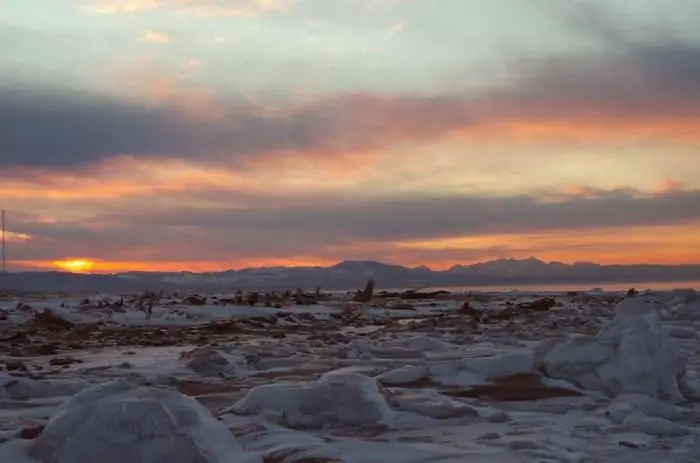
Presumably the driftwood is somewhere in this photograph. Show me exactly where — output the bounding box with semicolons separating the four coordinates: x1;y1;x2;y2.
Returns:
184;295;207;306
33;309;74;330
352;278;375;303
134;289;163;319
516;297;556;312
295;294;318;305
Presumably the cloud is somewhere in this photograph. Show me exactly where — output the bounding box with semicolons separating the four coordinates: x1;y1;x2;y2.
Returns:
87;0;292;16
387;22;404;35
6;187;700;267
139;29;170;43
2;21;700;169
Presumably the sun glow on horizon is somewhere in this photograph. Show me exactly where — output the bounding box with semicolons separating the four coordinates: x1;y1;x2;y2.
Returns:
53;259;97;273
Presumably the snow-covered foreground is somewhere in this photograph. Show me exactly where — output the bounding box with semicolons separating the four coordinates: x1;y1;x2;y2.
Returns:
2;287;700;462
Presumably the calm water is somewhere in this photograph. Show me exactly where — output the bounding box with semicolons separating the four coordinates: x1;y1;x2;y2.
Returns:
385;280;700;294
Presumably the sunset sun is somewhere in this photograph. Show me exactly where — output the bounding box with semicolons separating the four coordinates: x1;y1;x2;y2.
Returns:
53;259;97;273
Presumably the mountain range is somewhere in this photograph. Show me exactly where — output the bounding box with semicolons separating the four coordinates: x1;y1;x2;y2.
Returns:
0;258;699;293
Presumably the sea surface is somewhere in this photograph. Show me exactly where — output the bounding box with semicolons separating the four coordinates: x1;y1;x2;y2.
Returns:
384;280;700;293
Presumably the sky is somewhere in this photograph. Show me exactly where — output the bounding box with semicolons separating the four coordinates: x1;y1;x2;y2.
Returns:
1;0;700;273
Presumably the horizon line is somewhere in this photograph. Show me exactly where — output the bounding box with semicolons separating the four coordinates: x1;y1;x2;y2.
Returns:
3;256;700;276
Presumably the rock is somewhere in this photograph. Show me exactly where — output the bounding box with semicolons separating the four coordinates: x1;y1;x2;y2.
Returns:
180;345;249;377
535;298;688;402
28;379;245;463
228;371;394;429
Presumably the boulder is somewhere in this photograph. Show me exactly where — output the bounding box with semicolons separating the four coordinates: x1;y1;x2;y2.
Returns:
535;298;688;402
28;379;246;463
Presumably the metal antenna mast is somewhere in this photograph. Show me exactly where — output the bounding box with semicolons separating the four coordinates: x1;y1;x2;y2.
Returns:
1;209;6;274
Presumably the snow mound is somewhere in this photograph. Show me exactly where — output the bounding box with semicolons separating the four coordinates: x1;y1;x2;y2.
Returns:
0;374;87;400
377;365;429;386
235;424;352;463
181;344;250;377
674;299;700;320
606;394;685;423
428;352;534;387
228;371;394;429
390;389;478;419
27;379;246;463
377;352;534;388
535;298;688;402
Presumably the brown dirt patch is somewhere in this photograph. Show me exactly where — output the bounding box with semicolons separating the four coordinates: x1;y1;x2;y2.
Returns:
440;373;584;402
177;380;241;396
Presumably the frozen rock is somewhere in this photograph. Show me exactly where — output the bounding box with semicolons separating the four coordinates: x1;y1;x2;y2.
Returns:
181;345;249;377
390;389;478;419
228;371;394;429
535;298;688;402
27;379;246;463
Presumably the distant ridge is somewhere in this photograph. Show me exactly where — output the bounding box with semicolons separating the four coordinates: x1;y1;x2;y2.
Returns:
0;258;699;292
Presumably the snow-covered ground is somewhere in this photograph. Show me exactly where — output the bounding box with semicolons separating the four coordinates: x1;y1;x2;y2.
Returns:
1;287;700;462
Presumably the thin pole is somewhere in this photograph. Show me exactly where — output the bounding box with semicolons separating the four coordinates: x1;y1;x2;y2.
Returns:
1;209;6;274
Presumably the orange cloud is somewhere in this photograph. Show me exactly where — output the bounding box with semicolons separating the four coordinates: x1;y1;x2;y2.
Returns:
11;220;700;273
0;151;381;206
556;182;683;200
109;62;228;121
2;231;33;243
392;221;700;269
455;116;700;146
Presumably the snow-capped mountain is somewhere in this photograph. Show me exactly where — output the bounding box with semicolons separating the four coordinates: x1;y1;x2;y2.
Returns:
1;258;699;292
